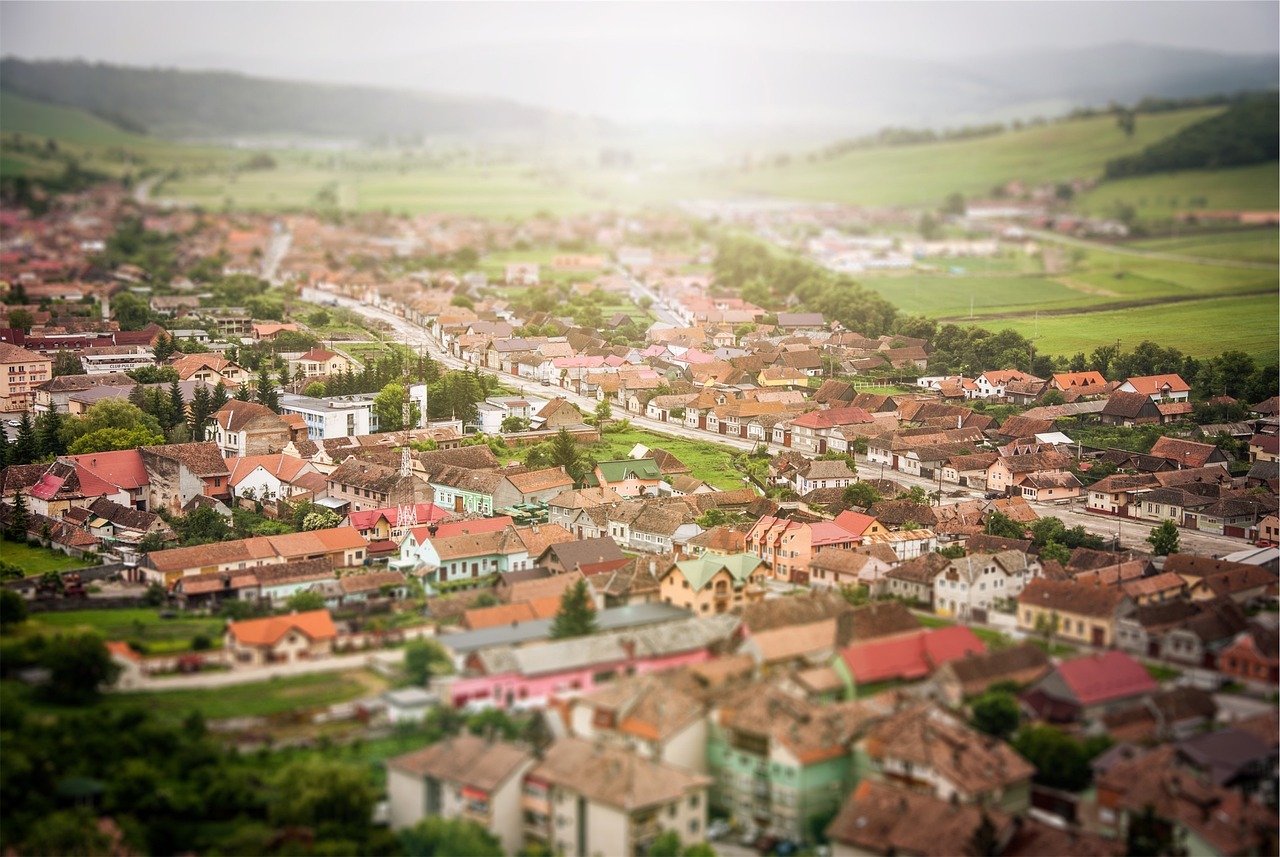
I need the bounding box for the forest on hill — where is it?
[1105,92,1278,178]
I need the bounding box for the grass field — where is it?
[1130,227,1279,265]
[1075,162,1280,222]
[721,108,1223,208]
[964,291,1278,361]
[108,670,385,721]
[0,541,93,575]
[31,608,227,655]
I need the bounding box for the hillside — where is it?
[723,108,1223,208]
[0,58,601,142]
[1105,93,1279,178]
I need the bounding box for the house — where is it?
[807,548,895,590]
[745,515,862,584]
[537,536,627,574]
[1086,473,1159,517]
[387,734,535,854]
[930,643,1050,706]
[294,347,358,378]
[1021,650,1157,724]
[984,450,1073,497]
[170,354,248,387]
[974,369,1043,400]
[1016,578,1134,648]
[0,341,52,412]
[709,684,881,841]
[1051,371,1108,393]
[226,454,320,503]
[788,407,875,454]
[1100,686,1219,744]
[224,609,338,667]
[524,737,710,857]
[1118,373,1191,403]
[139,527,369,585]
[1099,391,1164,426]
[81,497,170,544]
[567,672,709,773]
[344,502,452,544]
[536,398,583,428]
[933,550,1041,621]
[210,401,292,457]
[881,552,950,606]
[139,443,232,515]
[835,627,986,697]
[857,703,1034,812]
[1148,436,1229,470]
[26,450,150,517]
[279,393,376,439]
[1091,745,1277,855]
[792,459,858,495]
[589,459,662,498]
[659,553,767,614]
[826,780,1017,857]
[328,456,434,514]
[1219,624,1279,688]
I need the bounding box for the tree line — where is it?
[1105,92,1278,178]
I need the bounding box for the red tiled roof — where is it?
[841,626,984,684]
[68,450,149,490]
[1055,651,1157,706]
[227,610,337,646]
[433,516,514,539]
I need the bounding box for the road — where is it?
[614,263,686,327]
[114,647,407,692]
[261,226,292,284]
[1026,227,1275,272]
[299,289,1253,557]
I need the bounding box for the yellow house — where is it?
[1016,579,1133,648]
[660,553,767,615]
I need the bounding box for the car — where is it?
[775,841,800,857]
[754,834,780,855]
[540,379,551,386]
[6,419,19,427]
[985,491,1004,500]
[707,819,732,842]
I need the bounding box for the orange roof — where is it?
[228,610,337,647]
[1124,374,1190,395]
[67,450,149,490]
[105,640,143,662]
[226,454,311,487]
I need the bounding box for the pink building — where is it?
[442,613,739,709]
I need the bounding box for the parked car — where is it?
[6,419,19,427]
[707,819,732,842]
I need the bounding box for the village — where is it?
[1,181,1278,857]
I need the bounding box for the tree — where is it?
[7,306,36,332]
[11,411,39,465]
[984,510,1026,540]
[112,293,152,331]
[549,579,597,639]
[404,638,455,686]
[970,690,1020,740]
[842,481,881,508]
[942,191,967,217]
[500,415,529,433]
[41,634,122,705]
[152,332,176,362]
[1013,724,1111,792]
[67,426,165,455]
[7,489,30,541]
[210,380,229,412]
[59,399,163,450]
[234,381,253,402]
[0,587,28,628]
[1039,541,1072,565]
[254,364,278,412]
[398,817,503,857]
[189,383,212,441]
[1146,520,1181,556]
[285,591,326,612]
[270,758,378,837]
[549,427,585,483]
[51,351,84,377]
[36,410,65,459]
[593,398,612,429]
[1127,804,1177,857]
[301,509,341,531]
[374,382,420,432]
[918,211,943,240]
[175,506,231,545]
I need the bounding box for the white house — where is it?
[226,454,320,502]
[279,393,376,440]
[933,550,1041,621]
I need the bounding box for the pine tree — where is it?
[549,428,584,483]
[211,380,229,412]
[549,580,598,639]
[277,364,292,397]
[166,379,184,427]
[153,332,176,362]
[37,410,64,459]
[190,383,212,441]
[8,489,30,541]
[255,364,279,412]
[128,383,148,410]
[12,412,39,465]
[234,381,253,402]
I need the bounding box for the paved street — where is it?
[300,289,1255,559]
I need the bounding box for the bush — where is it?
[191,634,212,651]
[0,588,28,628]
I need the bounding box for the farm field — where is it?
[31,608,227,655]
[0,541,92,575]
[105,670,386,722]
[965,291,1279,361]
[719,108,1222,208]
[862,274,1112,318]
[1074,162,1280,222]
[1129,227,1279,265]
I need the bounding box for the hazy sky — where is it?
[3,1,1277,127]
[4,1,1276,69]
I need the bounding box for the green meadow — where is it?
[1075,162,1279,222]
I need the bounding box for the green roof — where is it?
[595,458,661,483]
[673,553,765,592]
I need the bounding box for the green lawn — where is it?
[1144,662,1182,682]
[725,108,1223,208]
[1076,162,1280,222]
[587,428,747,490]
[1130,227,1279,265]
[108,671,383,720]
[33,608,226,655]
[0,541,92,575]
[967,290,1279,361]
